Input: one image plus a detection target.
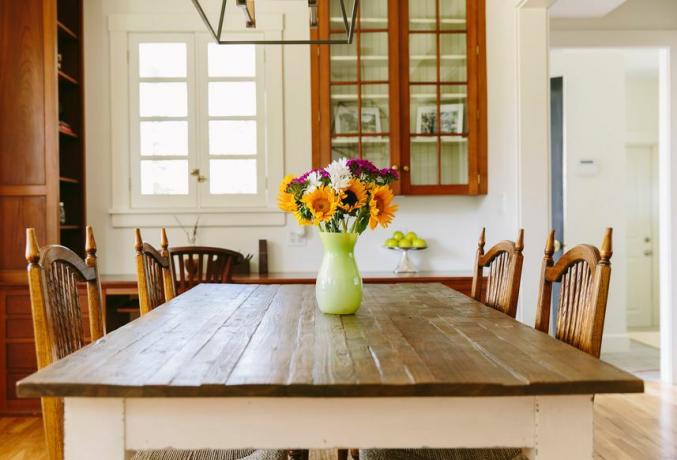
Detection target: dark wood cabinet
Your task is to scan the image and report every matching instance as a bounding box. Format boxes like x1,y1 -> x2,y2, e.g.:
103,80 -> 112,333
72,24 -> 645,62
311,0 -> 487,195
0,0 -> 86,414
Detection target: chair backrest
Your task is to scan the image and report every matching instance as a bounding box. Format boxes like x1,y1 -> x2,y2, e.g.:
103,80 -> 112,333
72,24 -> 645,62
135,228 -> 176,315
169,246 -> 242,294
534,228 -> 613,358
25,226 -> 104,460
26,226 -> 104,366
470,228 -> 525,318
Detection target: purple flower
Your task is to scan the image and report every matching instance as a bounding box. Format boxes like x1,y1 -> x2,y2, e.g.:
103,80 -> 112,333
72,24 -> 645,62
380,167 -> 399,180
293,168 -> 329,184
346,158 -> 379,176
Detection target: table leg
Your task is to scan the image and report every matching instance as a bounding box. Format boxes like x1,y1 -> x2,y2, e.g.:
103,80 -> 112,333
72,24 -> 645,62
64,398 -> 125,460
522,396 -> 594,460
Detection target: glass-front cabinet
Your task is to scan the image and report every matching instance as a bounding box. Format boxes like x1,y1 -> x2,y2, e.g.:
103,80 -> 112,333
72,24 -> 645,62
311,0 -> 486,195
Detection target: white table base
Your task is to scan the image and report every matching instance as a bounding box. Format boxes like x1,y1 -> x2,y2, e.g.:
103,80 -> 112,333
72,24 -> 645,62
64,395 -> 594,460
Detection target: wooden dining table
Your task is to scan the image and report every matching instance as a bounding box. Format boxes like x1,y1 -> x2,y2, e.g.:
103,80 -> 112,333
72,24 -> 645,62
17,283 -> 643,459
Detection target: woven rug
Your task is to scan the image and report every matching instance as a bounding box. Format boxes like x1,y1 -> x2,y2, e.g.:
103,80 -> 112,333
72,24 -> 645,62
358,449 -> 527,460
131,449 -> 288,460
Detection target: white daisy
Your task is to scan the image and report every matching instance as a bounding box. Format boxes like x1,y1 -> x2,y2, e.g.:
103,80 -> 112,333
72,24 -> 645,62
325,158 -> 352,192
304,171 -> 323,194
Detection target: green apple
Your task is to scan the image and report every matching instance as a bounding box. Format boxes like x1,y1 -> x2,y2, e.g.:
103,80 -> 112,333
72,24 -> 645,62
406,231 -> 418,241
385,238 -> 398,248
398,238 -> 413,249
412,238 -> 427,249
392,231 -> 405,241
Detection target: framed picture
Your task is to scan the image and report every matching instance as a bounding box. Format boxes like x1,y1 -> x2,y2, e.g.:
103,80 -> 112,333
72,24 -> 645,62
335,106 -> 382,134
416,104 -> 464,134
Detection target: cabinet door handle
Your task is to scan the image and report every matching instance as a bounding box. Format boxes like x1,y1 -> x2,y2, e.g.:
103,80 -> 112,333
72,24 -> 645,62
391,164 -> 399,171
403,165 -> 410,172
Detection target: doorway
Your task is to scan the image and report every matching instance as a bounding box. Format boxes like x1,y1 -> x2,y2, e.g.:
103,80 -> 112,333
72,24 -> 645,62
550,48 -> 661,378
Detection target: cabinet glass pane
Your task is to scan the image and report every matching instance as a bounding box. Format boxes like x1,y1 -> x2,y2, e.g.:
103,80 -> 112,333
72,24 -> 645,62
409,0 -> 437,31
409,34 -> 437,82
441,85 -> 467,134
361,32 -> 388,81
440,0 -> 467,31
330,33 -> 358,81
363,140 -> 390,169
410,85 -> 438,134
360,0 -> 388,28
441,138 -> 468,184
332,85 -> 359,136
332,138 -> 359,161
440,34 -> 467,81
410,137 -> 438,185
362,84 -> 389,133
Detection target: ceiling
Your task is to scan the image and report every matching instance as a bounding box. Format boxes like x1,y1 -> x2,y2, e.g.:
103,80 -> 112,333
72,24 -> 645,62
550,0 -> 627,18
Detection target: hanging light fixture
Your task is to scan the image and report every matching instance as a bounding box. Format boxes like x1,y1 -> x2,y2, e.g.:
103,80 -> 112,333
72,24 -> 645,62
191,0 -> 359,45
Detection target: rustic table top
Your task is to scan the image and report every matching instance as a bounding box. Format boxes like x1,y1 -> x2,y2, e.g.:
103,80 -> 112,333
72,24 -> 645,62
17,283 -> 643,398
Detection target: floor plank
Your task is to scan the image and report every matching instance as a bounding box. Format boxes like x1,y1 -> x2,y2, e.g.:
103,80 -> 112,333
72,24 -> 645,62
0,381 -> 675,460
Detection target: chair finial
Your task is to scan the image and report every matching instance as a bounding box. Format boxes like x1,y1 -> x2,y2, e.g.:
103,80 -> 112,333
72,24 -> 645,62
85,226 -> 97,266
515,228 -> 524,252
26,228 -> 40,264
545,230 -> 555,258
135,228 -> 143,254
600,227 -> 613,263
478,227 -> 486,252
160,228 -> 169,256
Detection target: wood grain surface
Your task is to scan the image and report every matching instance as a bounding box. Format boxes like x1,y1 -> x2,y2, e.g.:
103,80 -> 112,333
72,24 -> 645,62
17,284 -> 643,398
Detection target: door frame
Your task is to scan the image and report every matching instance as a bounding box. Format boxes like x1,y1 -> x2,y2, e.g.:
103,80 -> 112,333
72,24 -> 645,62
625,142 -> 660,329
548,31 -> 676,384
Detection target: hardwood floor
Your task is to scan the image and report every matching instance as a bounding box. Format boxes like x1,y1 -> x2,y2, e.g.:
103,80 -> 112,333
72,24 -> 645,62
0,381 -> 675,459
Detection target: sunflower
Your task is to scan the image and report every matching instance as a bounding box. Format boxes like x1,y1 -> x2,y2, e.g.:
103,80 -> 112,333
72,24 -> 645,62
302,186 -> 337,224
278,175 -> 298,212
368,185 -> 398,229
339,179 -> 367,214
294,209 -> 314,226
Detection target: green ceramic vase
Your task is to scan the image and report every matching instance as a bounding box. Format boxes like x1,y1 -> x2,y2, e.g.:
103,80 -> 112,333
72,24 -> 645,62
316,232 -> 363,315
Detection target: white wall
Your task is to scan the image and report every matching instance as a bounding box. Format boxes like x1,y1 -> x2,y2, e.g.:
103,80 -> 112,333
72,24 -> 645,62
550,51 -> 629,349
85,0 -> 523,278
626,72 -> 659,144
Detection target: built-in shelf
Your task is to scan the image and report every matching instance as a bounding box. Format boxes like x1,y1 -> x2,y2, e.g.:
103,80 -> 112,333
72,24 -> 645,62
331,93 -> 467,100
59,125 -> 79,138
411,136 -> 468,143
57,21 -> 78,40
58,70 -> 79,85
330,17 -> 467,26
332,137 -> 389,144
60,225 -> 81,230
331,55 -> 466,62
59,176 -> 80,184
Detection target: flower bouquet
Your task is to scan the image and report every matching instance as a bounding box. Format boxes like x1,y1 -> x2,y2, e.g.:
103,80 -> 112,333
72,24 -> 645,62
278,158 -> 399,314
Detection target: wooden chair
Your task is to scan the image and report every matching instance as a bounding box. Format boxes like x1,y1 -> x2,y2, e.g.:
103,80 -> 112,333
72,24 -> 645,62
135,228 -> 176,315
470,228 -> 525,318
169,246 -> 242,294
534,228 -> 613,358
25,226 -> 105,460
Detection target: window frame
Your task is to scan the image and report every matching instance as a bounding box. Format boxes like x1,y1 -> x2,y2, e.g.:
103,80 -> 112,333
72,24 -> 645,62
108,13 -> 285,227
129,33 -> 198,209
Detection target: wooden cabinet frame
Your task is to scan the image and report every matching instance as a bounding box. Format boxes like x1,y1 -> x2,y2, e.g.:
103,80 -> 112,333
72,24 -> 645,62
311,0 -> 486,195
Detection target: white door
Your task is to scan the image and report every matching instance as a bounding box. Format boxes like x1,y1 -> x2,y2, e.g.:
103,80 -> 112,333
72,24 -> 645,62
626,144 -> 659,329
